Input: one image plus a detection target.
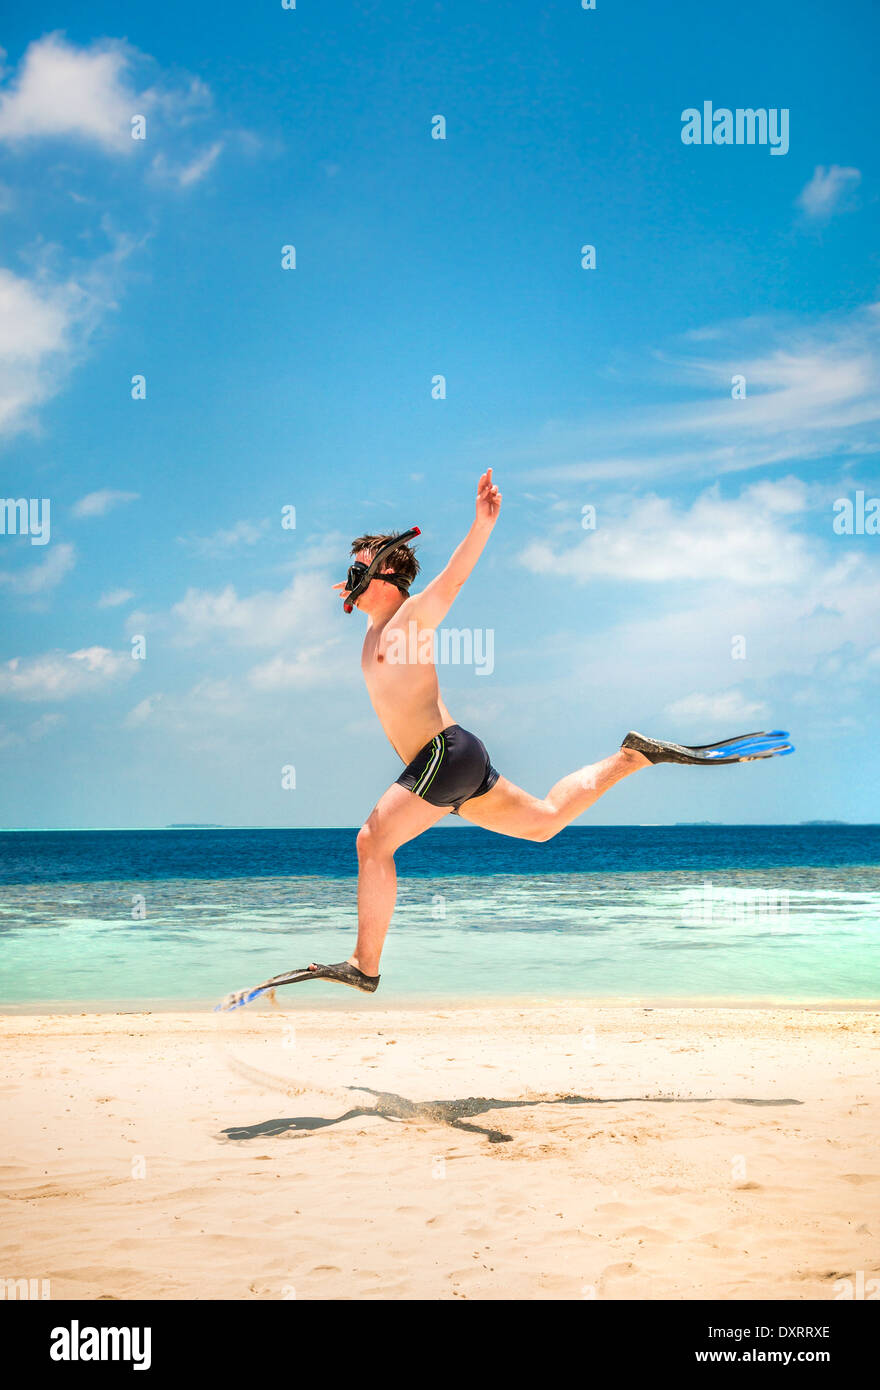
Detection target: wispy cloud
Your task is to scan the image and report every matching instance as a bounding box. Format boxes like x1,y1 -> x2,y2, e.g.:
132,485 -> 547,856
509,303 -> 880,484
97,587 -> 134,607
0,711 -> 65,748
797,164 -> 861,221
0,541 -> 75,594
0,645 -> 134,701
247,647 -> 347,692
125,679 -> 243,732
178,519 -> 269,555
0,236 -> 136,439
664,690 -> 768,727
151,139 -> 224,188
73,489 -> 139,518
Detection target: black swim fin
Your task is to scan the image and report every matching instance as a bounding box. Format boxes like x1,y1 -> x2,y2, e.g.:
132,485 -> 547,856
622,729 -> 795,765
215,960 -> 380,1012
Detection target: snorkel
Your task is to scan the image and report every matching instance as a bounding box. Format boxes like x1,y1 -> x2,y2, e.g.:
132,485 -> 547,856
342,527 -> 421,613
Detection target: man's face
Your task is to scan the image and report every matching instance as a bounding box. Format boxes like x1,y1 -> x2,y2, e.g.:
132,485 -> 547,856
340,548 -> 397,611
345,548 -> 372,609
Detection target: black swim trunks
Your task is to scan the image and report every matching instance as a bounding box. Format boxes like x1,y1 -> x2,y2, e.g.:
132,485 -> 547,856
396,724 -> 500,813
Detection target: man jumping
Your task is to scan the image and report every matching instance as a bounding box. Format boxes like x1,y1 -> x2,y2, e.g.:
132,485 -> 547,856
219,470 -> 792,1009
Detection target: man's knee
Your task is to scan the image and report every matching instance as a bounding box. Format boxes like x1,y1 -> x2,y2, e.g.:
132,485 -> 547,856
357,818 -> 390,859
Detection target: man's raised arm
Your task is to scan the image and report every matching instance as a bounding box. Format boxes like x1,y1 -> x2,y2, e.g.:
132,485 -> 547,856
408,469 -> 502,630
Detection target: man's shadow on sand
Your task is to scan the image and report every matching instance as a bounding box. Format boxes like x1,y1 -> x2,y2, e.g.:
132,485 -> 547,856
220,1087 -> 801,1145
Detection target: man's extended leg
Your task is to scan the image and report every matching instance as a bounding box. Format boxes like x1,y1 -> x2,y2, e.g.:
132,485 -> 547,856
350,783 -> 449,976
457,747 -> 649,840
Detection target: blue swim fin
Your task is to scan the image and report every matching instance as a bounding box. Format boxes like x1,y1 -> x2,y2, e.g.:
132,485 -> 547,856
622,729 -> 794,765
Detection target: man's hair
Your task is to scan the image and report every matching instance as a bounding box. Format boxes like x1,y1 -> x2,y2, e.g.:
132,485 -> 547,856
350,533 -> 420,585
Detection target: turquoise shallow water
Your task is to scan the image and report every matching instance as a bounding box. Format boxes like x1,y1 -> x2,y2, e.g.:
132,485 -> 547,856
1,827 -> 879,1007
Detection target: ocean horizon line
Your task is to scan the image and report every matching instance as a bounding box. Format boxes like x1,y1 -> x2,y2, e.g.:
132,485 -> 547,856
0,821 -> 874,834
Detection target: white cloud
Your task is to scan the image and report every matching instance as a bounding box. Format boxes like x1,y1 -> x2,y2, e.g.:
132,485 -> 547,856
248,648 -> 344,692
277,529 -> 348,574
73,489 -> 139,518
179,519 -> 269,555
0,712 -> 65,747
0,33 -> 218,165
178,139 -> 223,185
0,267 -> 71,362
122,568 -> 352,739
98,587 -> 134,607
0,645 -> 134,701
797,165 -> 861,221
172,570 -> 341,649
152,139 -> 224,188
0,34 -> 137,153
124,679 -> 243,732
0,37 -> 227,437
0,268 -> 76,433
0,246 -> 132,438
512,303 -> 880,484
125,693 -> 163,726
664,690 -> 768,727
556,543 -> 880,734
665,343 -> 877,440
522,479 -> 811,587
0,541 -> 75,594
28,711 -> 65,738
141,73 -> 213,127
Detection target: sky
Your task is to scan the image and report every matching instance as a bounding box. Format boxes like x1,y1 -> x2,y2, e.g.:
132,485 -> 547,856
1,0 -> 878,829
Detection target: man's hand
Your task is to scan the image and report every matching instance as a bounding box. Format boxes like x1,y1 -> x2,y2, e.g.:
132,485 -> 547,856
476,468 -> 501,527
403,472 -> 500,630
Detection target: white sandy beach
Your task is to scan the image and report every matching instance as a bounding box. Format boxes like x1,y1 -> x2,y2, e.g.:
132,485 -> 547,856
1,1003 -> 878,1300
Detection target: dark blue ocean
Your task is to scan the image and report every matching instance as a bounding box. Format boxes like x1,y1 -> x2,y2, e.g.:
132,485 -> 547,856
1,825 -> 878,1007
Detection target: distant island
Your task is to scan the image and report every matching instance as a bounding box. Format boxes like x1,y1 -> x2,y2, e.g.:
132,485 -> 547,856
672,820 -> 851,827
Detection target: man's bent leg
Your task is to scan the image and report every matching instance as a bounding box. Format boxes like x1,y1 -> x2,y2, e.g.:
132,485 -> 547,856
351,783 -> 449,976
457,748 -> 648,841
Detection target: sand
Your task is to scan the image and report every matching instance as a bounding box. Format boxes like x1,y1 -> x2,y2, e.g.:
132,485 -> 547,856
1,1002 -> 878,1300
